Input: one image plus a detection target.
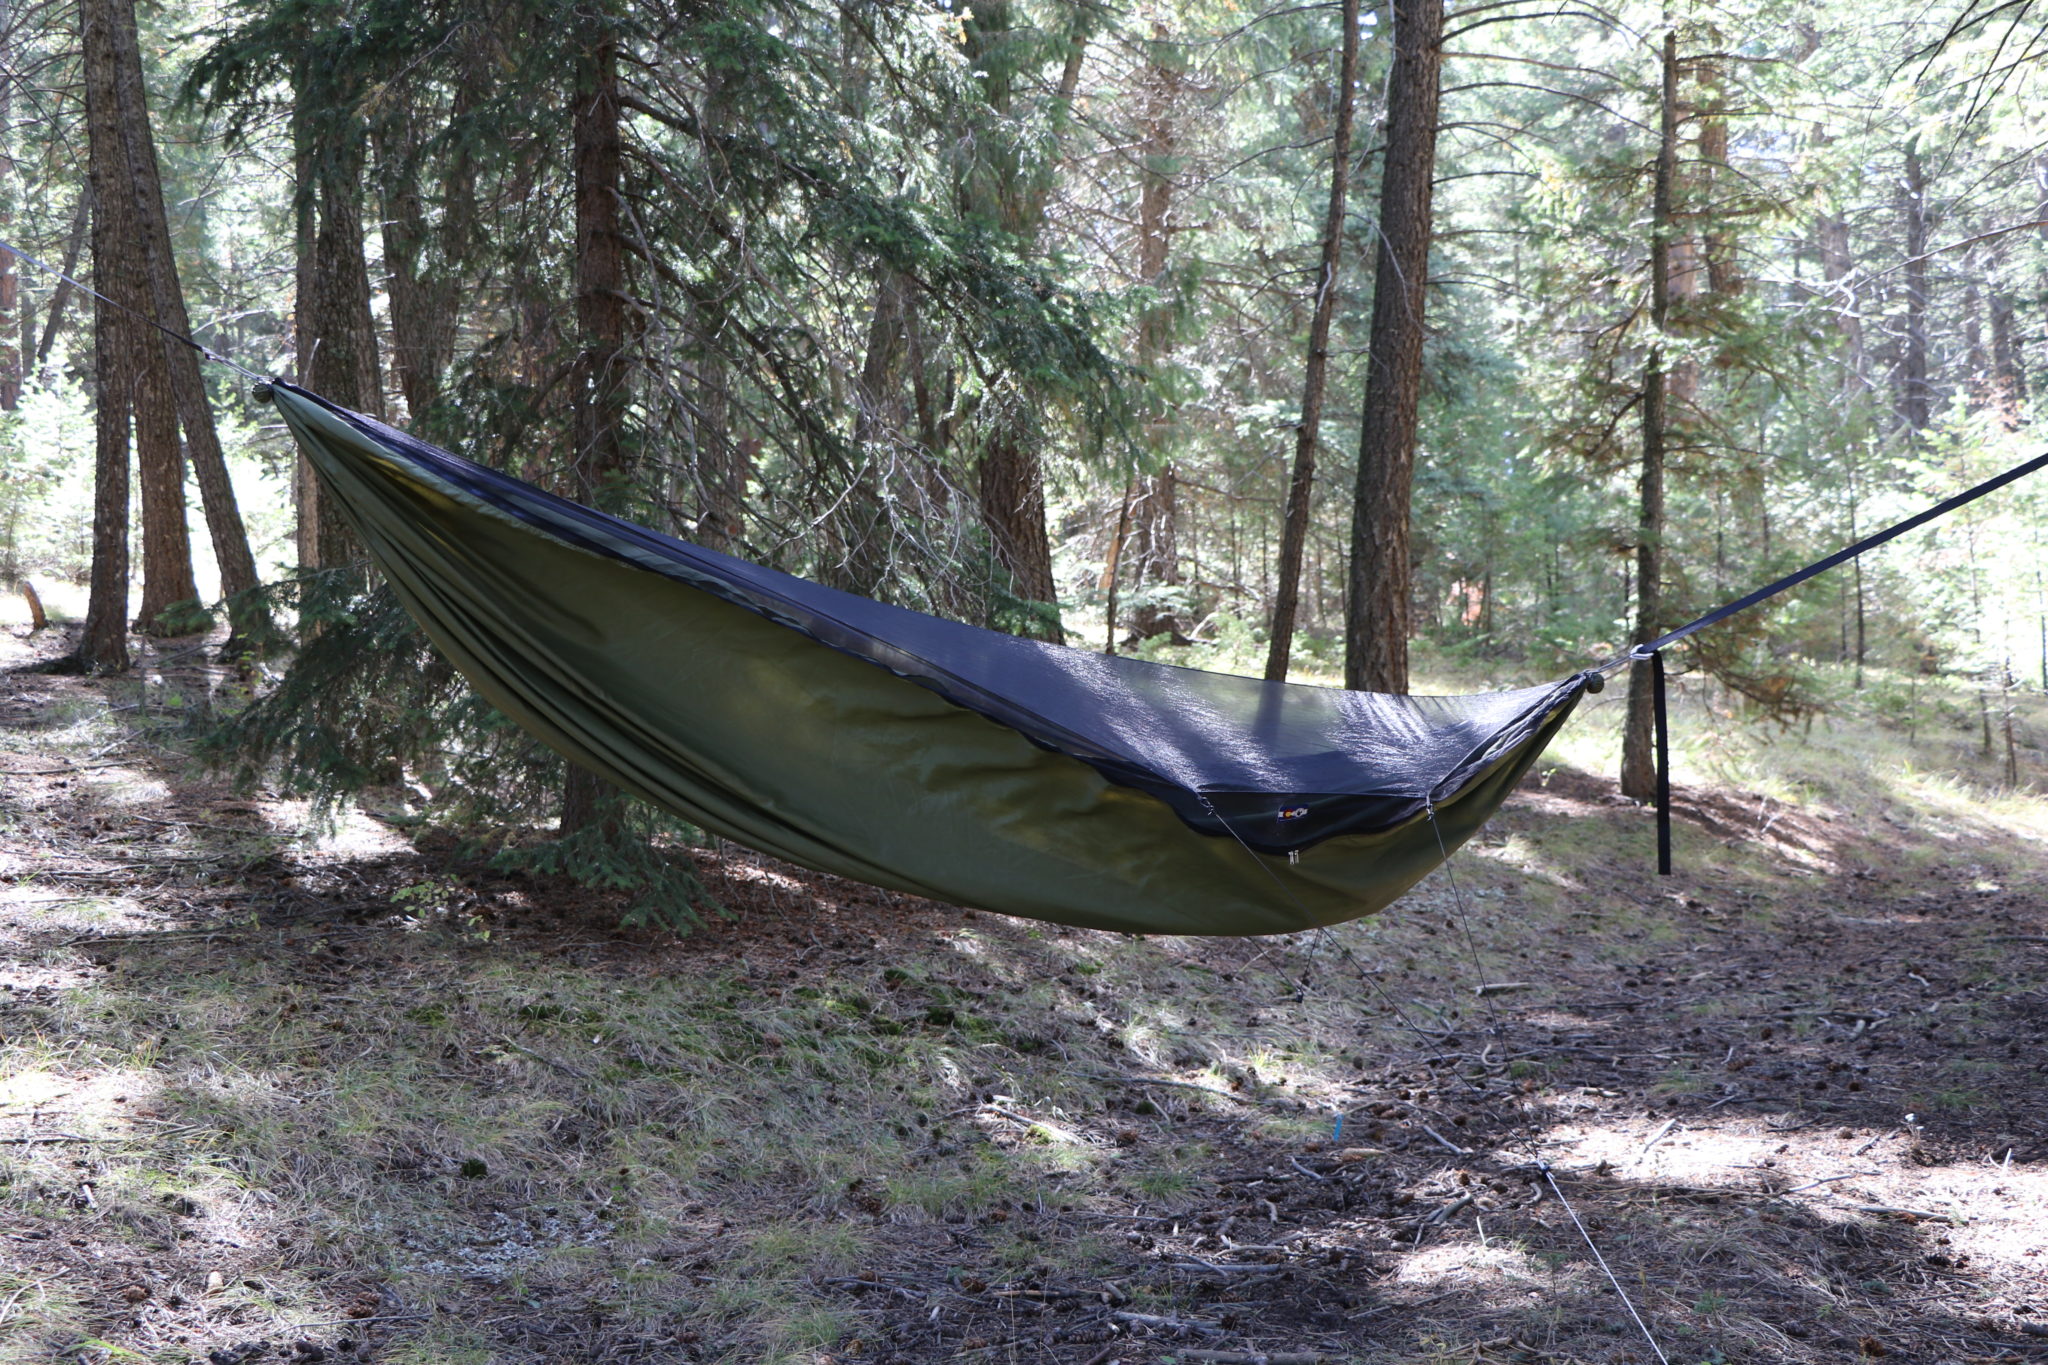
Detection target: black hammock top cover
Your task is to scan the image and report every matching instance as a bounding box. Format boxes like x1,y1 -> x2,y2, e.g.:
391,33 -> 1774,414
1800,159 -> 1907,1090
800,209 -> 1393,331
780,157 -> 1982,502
268,381 -> 1590,935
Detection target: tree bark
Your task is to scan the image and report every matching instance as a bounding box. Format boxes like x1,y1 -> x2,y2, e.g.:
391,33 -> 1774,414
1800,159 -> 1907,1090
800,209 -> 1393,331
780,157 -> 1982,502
959,0 -> 1086,640
1816,211 -> 1867,396
70,0 -> 138,673
109,0 -> 264,644
1620,29 -> 1679,803
0,0 -> 16,411
129,307 -> 195,632
1266,0 -> 1360,681
81,0 -> 195,634
1344,0 -> 1444,694
837,270 -> 910,595
377,128 -> 458,422
560,14 -> 629,840
1125,19 -> 1184,644
977,420 -> 1058,613
1897,136 -> 1931,432
1989,288 -> 2024,427
293,54 -> 382,574
687,70 -> 745,553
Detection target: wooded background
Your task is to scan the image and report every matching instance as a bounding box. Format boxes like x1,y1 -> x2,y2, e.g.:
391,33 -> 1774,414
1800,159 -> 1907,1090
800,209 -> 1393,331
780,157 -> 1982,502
2,0 -> 2044,867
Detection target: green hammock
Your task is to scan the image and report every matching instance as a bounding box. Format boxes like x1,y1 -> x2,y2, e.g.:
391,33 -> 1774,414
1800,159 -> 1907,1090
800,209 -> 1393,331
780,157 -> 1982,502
268,381 -> 1588,935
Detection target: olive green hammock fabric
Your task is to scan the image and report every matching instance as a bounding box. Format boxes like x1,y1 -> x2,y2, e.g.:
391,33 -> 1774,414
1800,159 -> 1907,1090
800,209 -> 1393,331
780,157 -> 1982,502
267,381 -> 1591,936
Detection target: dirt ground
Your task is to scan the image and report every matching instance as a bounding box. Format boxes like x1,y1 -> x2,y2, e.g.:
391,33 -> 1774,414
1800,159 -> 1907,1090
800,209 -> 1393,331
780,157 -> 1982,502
2,625 -> 2045,1365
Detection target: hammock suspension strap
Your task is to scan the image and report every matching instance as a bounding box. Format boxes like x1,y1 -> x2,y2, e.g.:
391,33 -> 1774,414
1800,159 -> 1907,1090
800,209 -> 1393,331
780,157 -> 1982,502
1618,443 -> 2048,874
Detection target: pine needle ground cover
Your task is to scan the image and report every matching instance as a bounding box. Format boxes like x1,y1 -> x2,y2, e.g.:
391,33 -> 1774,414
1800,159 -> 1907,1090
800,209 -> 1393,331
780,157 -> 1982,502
1,623 -> 2045,1365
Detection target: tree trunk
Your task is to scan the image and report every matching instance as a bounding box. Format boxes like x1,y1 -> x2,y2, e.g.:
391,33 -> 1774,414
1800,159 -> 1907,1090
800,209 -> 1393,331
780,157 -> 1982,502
109,0 -> 264,645
1816,211 -> 1867,396
959,0 -> 1086,640
70,0 -> 137,673
1989,289 -> 2025,428
1266,0 -> 1360,681
377,129 -> 458,422
129,314 -> 195,632
977,423 -> 1058,616
560,15 -> 630,840
1125,19 -> 1184,644
687,71 -> 745,553
1898,136 -> 1931,432
34,189 -> 90,373
1344,0 -> 1444,694
0,0 -> 16,411
839,270 -> 910,595
1620,29 -> 1679,803
293,58 -> 382,573
85,0 -> 194,635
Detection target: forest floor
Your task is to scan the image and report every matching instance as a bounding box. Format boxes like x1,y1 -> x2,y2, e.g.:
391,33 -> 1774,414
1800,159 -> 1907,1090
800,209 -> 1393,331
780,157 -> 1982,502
1,623 -> 2045,1365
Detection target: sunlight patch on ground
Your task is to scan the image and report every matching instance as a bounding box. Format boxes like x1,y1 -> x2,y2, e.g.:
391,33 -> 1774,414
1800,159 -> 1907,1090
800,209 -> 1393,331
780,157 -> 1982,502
0,1066 -> 166,1141
723,861 -> 811,893
266,798 -> 415,857
1390,1239 -> 1547,1290
1930,1165 -> 2048,1264
1537,1105 -> 2048,1300
80,768 -> 171,806
0,887 -> 157,936
1469,831 -> 1579,888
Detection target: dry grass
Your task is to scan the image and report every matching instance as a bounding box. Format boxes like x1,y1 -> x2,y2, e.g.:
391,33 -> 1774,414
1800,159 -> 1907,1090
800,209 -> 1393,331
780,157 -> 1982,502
1,623 -> 2045,1365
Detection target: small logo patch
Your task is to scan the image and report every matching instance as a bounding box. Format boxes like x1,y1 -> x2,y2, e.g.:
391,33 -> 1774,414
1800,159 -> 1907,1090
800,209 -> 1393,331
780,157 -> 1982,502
1277,806 -> 1309,822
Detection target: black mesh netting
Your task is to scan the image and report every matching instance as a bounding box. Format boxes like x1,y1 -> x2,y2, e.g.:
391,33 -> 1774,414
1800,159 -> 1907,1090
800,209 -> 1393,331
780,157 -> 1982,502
281,383 -> 1589,856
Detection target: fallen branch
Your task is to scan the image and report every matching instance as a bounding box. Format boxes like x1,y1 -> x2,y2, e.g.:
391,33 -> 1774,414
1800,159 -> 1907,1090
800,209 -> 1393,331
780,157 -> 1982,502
1164,1256 -> 1286,1276
495,1036 -> 592,1080
1844,1202 -> 1959,1224
1627,1118 -> 1678,1171
1779,1170 -> 1880,1195
1111,1310 -> 1222,1335
1419,1124 -> 1470,1156
1178,1352 -> 1331,1364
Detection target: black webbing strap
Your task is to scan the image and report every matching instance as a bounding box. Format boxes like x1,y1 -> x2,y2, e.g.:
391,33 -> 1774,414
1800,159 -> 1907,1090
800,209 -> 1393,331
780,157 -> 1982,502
1628,443 -> 2048,878
1652,650 -> 1671,876
1634,445 -> 2048,659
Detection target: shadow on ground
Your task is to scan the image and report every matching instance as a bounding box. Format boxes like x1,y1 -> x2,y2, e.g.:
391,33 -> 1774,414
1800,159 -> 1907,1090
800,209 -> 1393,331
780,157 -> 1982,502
3,637 -> 2045,1365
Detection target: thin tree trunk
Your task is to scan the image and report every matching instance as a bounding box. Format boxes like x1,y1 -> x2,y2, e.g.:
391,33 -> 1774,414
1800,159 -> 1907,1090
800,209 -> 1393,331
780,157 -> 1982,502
1102,479 -> 1134,653
1620,29 -> 1679,802
687,70 -> 745,553
560,15 -> 629,840
1344,0 -> 1444,694
1846,450 -> 1865,689
1125,20 -> 1183,642
0,0 -> 16,411
977,421 -> 1058,618
69,0 -> 137,673
1898,136 -> 1931,432
1989,288 -> 2024,427
1816,212 -> 1867,397
34,189 -> 90,372
1266,0 -> 1360,681
109,0 -> 264,645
